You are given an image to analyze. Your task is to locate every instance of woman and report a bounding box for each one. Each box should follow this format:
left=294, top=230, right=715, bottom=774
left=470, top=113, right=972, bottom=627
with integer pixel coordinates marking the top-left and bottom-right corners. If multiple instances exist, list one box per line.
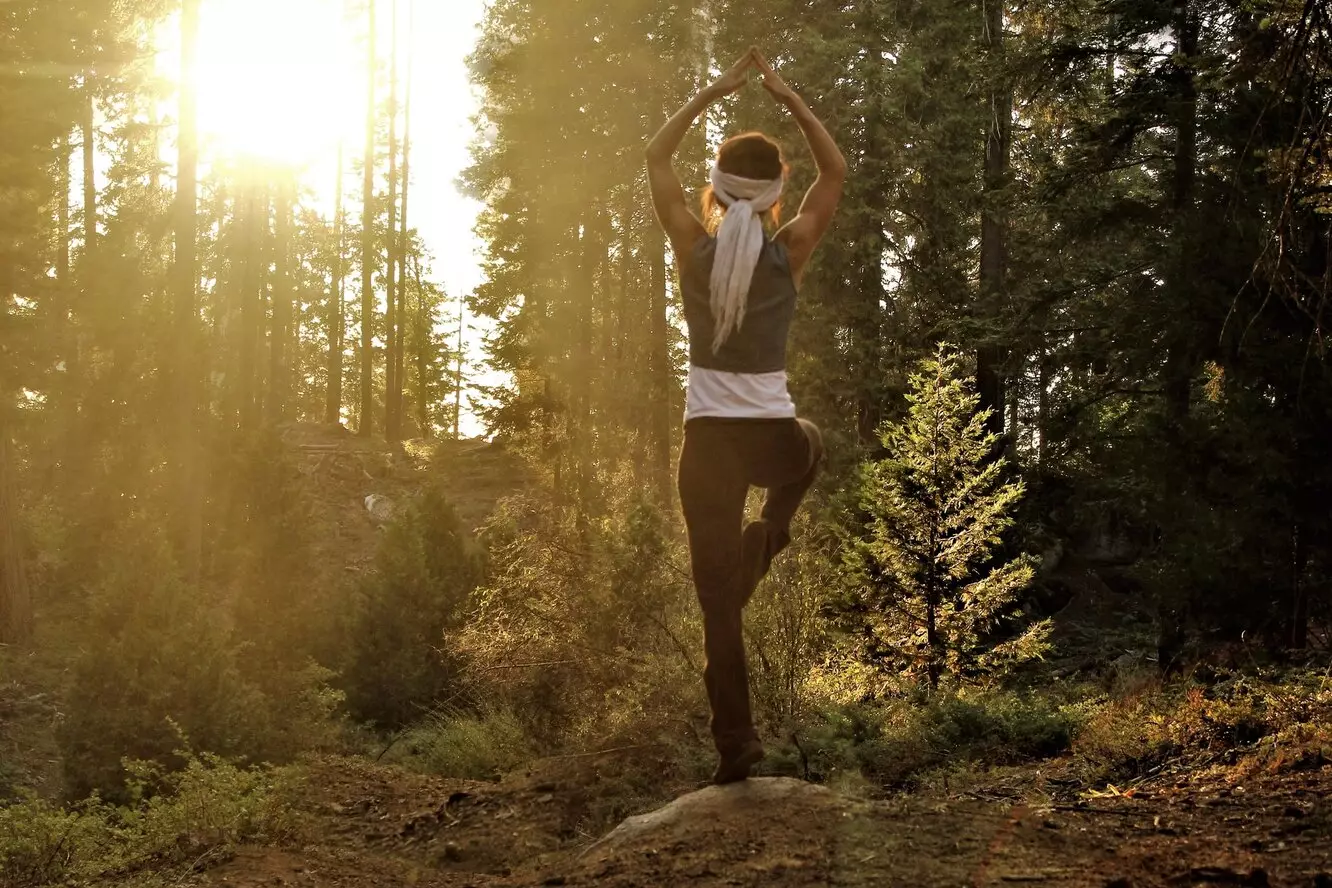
left=645, top=47, right=846, bottom=783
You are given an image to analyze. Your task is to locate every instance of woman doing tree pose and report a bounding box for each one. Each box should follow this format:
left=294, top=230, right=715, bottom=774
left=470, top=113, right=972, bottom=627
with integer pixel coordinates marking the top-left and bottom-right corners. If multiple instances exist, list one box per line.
left=645, top=48, right=846, bottom=784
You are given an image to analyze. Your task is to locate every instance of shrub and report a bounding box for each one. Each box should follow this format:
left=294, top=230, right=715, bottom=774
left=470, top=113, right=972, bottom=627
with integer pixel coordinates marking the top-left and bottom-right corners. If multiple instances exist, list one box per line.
left=343, top=483, right=485, bottom=728
left=456, top=491, right=701, bottom=750
left=770, top=690, right=1077, bottom=788
left=58, top=526, right=337, bottom=801
left=386, top=707, right=534, bottom=780
left=0, top=748, right=294, bottom=888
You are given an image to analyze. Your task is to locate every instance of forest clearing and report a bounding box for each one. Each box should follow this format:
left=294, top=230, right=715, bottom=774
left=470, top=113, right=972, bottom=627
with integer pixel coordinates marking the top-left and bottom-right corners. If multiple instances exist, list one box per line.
left=2, top=0, right=1330, bottom=886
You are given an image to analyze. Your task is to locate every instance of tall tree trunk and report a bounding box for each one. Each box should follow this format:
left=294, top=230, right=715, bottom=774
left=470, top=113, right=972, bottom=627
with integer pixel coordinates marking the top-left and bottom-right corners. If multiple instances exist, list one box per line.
left=574, top=214, right=601, bottom=520
left=74, top=81, right=95, bottom=386
left=173, top=0, right=203, bottom=582
left=269, top=175, right=292, bottom=423
left=81, top=83, right=96, bottom=259
left=384, top=0, right=401, bottom=441
left=326, top=142, right=346, bottom=424
left=56, top=133, right=73, bottom=392
left=855, top=4, right=890, bottom=445
left=240, top=176, right=260, bottom=430
left=359, top=0, right=377, bottom=437
left=0, top=425, right=32, bottom=647
left=57, top=133, right=70, bottom=307
left=1157, top=0, right=1199, bottom=673
left=1164, top=0, right=1197, bottom=431
left=454, top=291, right=465, bottom=439
left=395, top=0, right=413, bottom=436
left=414, top=258, right=430, bottom=436
left=977, top=0, right=1011, bottom=438
left=647, top=221, right=672, bottom=508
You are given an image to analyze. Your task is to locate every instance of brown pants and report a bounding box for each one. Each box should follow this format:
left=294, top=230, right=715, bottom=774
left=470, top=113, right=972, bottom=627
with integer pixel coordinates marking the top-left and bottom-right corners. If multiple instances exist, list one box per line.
left=678, top=416, right=824, bottom=754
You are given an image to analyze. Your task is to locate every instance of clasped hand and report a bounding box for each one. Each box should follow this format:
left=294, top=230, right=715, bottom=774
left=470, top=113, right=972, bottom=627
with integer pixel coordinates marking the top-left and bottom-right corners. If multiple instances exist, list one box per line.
left=709, top=46, right=797, bottom=105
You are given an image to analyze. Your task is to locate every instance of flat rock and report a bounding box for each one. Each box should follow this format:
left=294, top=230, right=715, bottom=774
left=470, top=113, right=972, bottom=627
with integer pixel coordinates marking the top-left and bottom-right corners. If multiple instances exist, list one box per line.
left=582, top=777, right=854, bottom=859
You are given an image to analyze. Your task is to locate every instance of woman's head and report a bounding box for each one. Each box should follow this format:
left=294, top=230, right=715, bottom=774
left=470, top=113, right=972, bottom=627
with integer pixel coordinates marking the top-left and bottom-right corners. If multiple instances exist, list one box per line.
left=703, top=132, right=787, bottom=230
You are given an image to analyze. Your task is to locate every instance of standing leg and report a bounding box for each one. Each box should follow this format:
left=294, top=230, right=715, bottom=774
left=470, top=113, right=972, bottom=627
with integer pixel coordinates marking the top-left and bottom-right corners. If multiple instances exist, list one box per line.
left=678, top=422, right=764, bottom=781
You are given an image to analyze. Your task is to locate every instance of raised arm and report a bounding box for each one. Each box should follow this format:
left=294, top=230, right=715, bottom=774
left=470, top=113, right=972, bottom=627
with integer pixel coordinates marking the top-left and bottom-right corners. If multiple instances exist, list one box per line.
left=757, top=52, right=847, bottom=287
left=646, top=50, right=756, bottom=261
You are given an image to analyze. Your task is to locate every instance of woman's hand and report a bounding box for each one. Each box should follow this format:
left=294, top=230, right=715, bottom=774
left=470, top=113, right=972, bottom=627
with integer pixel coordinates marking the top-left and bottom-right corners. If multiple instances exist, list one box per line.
left=706, top=47, right=758, bottom=99
left=754, top=50, right=798, bottom=106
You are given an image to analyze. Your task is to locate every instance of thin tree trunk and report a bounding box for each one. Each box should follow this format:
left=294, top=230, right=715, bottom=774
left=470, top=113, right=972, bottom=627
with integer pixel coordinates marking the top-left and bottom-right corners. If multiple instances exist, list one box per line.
left=395, top=0, right=414, bottom=435
left=56, top=134, right=72, bottom=384
left=240, top=176, right=260, bottom=430
left=0, top=426, right=32, bottom=647
left=326, top=142, right=346, bottom=424
left=574, top=214, right=600, bottom=520
left=57, top=133, right=70, bottom=302
left=82, top=83, right=96, bottom=258
left=1157, top=0, right=1199, bottom=674
left=454, top=292, right=465, bottom=439
left=1164, top=0, right=1197, bottom=431
left=269, top=175, right=293, bottom=423
left=977, top=0, right=1011, bottom=438
left=414, top=257, right=429, bottom=436
left=855, top=5, right=889, bottom=445
left=359, top=0, right=377, bottom=437
left=384, top=0, right=401, bottom=441
left=647, top=221, right=672, bottom=508
left=173, top=0, right=203, bottom=582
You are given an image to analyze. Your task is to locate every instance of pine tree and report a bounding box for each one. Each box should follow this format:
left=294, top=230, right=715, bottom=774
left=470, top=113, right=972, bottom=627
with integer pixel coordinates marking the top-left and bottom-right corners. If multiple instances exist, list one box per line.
left=854, top=345, right=1047, bottom=689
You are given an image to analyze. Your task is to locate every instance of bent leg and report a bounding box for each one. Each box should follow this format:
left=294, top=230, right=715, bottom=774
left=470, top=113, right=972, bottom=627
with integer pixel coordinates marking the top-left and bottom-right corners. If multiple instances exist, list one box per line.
left=758, top=418, right=824, bottom=540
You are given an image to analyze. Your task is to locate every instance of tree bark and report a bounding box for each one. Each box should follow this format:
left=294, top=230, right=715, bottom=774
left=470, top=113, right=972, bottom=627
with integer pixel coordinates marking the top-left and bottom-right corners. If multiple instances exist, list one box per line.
left=414, top=258, right=430, bottom=436
left=978, top=0, right=1011, bottom=438
left=384, top=0, right=401, bottom=441
left=81, top=83, right=96, bottom=259
left=325, top=142, right=346, bottom=424
left=396, top=5, right=413, bottom=436
left=269, top=175, right=292, bottom=423
left=647, top=221, right=672, bottom=508
left=359, top=0, right=377, bottom=437
left=240, top=177, right=261, bottom=430
left=0, top=427, right=32, bottom=647
left=173, top=0, right=203, bottom=582
left=453, top=292, right=464, bottom=439
left=1157, top=0, right=1199, bottom=674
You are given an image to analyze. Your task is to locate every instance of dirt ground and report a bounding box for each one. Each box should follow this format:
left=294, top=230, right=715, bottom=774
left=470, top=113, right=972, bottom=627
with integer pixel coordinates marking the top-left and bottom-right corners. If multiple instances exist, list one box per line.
left=192, top=753, right=1332, bottom=888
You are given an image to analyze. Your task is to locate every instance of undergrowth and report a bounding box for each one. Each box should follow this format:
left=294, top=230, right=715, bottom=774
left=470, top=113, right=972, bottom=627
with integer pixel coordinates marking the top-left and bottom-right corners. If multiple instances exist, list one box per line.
left=0, top=745, right=298, bottom=888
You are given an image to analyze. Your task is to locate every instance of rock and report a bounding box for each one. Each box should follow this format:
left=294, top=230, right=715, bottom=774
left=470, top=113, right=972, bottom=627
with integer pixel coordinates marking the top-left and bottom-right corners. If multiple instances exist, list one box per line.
left=581, top=777, right=851, bottom=860
left=364, top=494, right=394, bottom=524
left=437, top=841, right=464, bottom=864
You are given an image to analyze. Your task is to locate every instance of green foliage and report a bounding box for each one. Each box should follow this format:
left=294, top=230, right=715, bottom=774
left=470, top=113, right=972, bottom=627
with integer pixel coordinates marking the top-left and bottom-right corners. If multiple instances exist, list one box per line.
left=58, top=525, right=339, bottom=801
left=344, top=484, right=485, bottom=728
left=744, top=513, right=837, bottom=731
left=850, top=345, right=1049, bottom=688
left=0, top=748, right=294, bottom=888
left=767, top=690, right=1076, bottom=788
left=1071, top=668, right=1332, bottom=782
left=457, top=490, right=701, bottom=749
left=384, top=707, right=534, bottom=781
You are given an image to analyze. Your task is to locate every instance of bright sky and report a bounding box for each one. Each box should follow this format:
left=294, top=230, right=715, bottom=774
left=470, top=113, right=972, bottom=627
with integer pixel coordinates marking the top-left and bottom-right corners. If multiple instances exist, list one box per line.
left=163, top=0, right=488, bottom=433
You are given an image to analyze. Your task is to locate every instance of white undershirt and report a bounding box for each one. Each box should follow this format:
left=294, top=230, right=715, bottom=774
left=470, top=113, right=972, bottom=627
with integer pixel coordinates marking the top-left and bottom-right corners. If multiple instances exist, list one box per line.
left=684, top=365, right=797, bottom=421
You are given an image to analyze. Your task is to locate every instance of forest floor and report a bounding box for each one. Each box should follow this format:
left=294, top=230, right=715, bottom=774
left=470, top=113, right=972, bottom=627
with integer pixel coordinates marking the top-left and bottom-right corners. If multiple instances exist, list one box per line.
left=187, top=752, right=1332, bottom=888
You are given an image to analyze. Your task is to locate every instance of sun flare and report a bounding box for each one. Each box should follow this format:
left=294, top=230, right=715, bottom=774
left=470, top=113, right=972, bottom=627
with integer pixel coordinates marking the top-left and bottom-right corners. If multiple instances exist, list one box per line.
left=185, top=0, right=364, bottom=167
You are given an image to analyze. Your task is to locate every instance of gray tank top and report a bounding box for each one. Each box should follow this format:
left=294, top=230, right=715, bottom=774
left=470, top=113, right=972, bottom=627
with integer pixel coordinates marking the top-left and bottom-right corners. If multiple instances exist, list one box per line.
left=680, top=235, right=798, bottom=374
